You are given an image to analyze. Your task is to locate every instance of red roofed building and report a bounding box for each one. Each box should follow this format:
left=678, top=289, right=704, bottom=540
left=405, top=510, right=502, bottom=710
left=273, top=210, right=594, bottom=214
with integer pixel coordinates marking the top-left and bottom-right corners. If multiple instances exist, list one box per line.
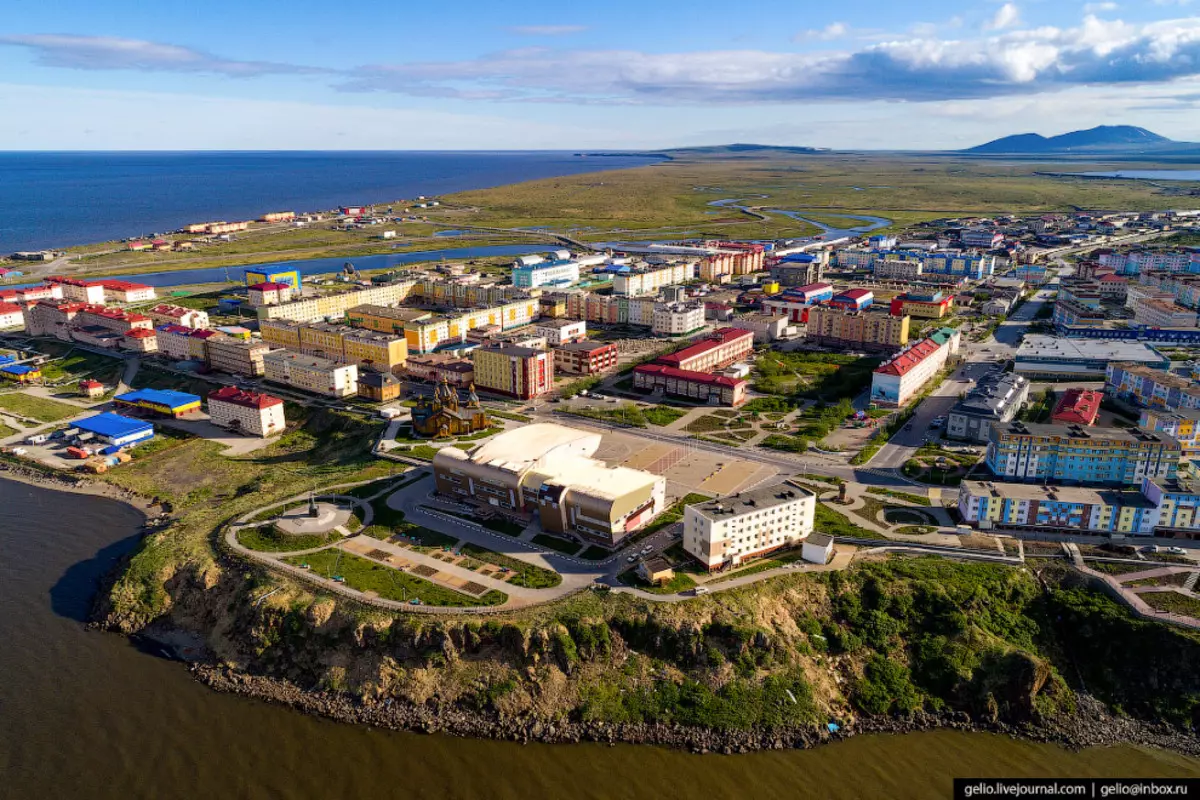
left=122, top=327, right=158, bottom=353
left=147, top=303, right=210, bottom=329
left=76, top=304, right=152, bottom=335
left=0, top=301, right=24, bottom=329
left=79, top=379, right=106, bottom=398
left=870, top=329, right=960, bottom=407
left=1051, top=388, right=1102, bottom=426
left=1096, top=273, right=1129, bottom=301
left=207, top=386, right=286, bottom=437
left=828, top=288, right=875, bottom=311
left=633, top=363, right=747, bottom=406
left=655, top=328, right=754, bottom=373
left=46, top=276, right=106, bottom=304
left=23, top=300, right=87, bottom=339
left=96, top=279, right=156, bottom=303
left=247, top=281, right=294, bottom=307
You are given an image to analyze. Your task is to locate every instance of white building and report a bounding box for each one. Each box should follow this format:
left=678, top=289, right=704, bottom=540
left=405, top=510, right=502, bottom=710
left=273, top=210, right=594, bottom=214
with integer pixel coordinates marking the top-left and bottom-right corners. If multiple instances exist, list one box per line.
left=870, top=328, right=960, bottom=407
left=262, top=350, right=358, bottom=397
left=612, top=262, right=694, bottom=296
left=533, top=318, right=587, bottom=346
left=683, top=484, right=816, bottom=571
left=874, top=259, right=924, bottom=281
left=802, top=533, right=834, bottom=564
left=98, top=280, right=156, bottom=304
left=0, top=302, right=24, bottom=329
left=961, top=228, right=1003, bottom=249
left=651, top=302, right=706, bottom=336
left=511, top=259, right=580, bottom=289
left=207, top=386, right=286, bottom=437
left=147, top=303, right=210, bottom=329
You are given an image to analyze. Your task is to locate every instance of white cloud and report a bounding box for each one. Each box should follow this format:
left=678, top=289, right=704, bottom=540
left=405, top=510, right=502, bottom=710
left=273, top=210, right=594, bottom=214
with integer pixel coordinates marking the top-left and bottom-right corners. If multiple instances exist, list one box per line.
left=986, top=3, right=1023, bottom=31
left=1084, top=2, right=1119, bottom=12
left=796, top=22, right=849, bottom=42
left=506, top=25, right=587, bottom=36
left=0, top=34, right=321, bottom=76
left=342, top=13, right=1200, bottom=104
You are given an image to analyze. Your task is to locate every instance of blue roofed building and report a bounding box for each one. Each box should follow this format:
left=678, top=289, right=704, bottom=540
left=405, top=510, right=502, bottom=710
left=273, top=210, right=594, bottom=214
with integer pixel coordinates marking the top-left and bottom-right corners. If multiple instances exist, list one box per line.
left=512, top=259, right=580, bottom=288
left=75, top=413, right=154, bottom=447
left=114, top=388, right=202, bottom=418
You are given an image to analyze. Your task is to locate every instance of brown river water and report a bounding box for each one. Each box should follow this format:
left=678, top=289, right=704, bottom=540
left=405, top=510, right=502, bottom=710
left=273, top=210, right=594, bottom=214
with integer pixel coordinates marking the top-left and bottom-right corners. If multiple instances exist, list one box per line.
left=3, top=477, right=1199, bottom=800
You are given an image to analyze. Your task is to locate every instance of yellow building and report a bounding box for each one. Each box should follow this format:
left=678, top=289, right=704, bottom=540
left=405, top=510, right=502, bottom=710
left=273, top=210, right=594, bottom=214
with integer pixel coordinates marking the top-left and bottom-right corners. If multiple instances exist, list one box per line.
left=472, top=344, right=553, bottom=399
left=261, top=319, right=407, bottom=372
left=256, top=280, right=418, bottom=322
left=806, top=307, right=910, bottom=353
left=402, top=299, right=541, bottom=354
left=262, top=350, right=358, bottom=397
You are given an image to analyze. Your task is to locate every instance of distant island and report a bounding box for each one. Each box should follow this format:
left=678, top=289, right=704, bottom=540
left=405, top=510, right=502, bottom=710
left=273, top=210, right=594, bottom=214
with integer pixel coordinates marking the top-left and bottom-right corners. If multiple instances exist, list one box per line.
left=964, top=125, right=1200, bottom=156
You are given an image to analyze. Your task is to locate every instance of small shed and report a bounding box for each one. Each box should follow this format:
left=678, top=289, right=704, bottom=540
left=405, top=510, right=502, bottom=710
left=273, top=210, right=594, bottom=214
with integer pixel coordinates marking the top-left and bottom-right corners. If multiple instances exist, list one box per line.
left=637, top=556, right=675, bottom=586
left=802, top=533, right=834, bottom=565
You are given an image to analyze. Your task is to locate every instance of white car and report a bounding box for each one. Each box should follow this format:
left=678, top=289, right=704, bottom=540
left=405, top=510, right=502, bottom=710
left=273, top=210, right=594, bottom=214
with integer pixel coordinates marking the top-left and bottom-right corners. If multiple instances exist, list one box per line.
left=626, top=555, right=637, bottom=563
left=1167, top=547, right=1188, bottom=556
left=693, top=587, right=710, bottom=595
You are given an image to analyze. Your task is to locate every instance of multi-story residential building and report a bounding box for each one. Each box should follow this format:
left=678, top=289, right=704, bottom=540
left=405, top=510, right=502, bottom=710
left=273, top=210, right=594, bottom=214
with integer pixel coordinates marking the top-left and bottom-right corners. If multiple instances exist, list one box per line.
left=204, top=338, right=273, bottom=377
left=1051, top=388, right=1102, bottom=426
left=1053, top=298, right=1107, bottom=329
left=870, top=328, right=960, bottom=407
left=401, top=299, right=542, bottom=355
left=146, top=303, right=210, bottom=329
left=683, top=484, right=816, bottom=571
left=553, top=340, right=619, bottom=376
left=1124, top=283, right=1178, bottom=312
left=23, top=301, right=84, bottom=339
left=533, top=319, right=586, bottom=346
left=1139, top=407, right=1200, bottom=458
left=472, top=344, right=553, bottom=399
left=1106, top=362, right=1200, bottom=411
left=45, top=276, right=106, bottom=304
left=960, top=228, right=1003, bottom=249
left=946, top=372, right=1029, bottom=443
left=247, top=282, right=295, bottom=307
left=731, top=313, right=788, bottom=343
left=0, top=284, right=63, bottom=304
left=612, top=262, right=693, bottom=296
left=0, top=302, right=25, bottom=329
left=413, top=277, right=532, bottom=310
left=512, top=259, right=580, bottom=289
left=121, top=328, right=158, bottom=353
left=655, top=327, right=754, bottom=373
left=404, top=353, right=475, bottom=387
left=262, top=350, right=358, bottom=397
left=1134, top=298, right=1200, bottom=329
left=1102, top=249, right=1200, bottom=275
left=985, top=421, right=1180, bottom=485
left=1016, top=337, right=1170, bottom=379
left=837, top=249, right=994, bottom=279
left=889, top=291, right=953, bottom=319
left=95, top=280, right=156, bottom=304
left=697, top=247, right=764, bottom=283
left=74, top=305, right=153, bottom=336
left=1134, top=271, right=1200, bottom=311
left=207, top=386, right=286, bottom=437
left=1096, top=274, right=1128, bottom=300
left=632, top=364, right=747, bottom=406
left=344, top=304, right=431, bottom=335
left=958, top=480, right=1160, bottom=535
left=874, top=260, right=925, bottom=281
left=433, top=422, right=667, bottom=546
left=256, top=279, right=418, bottom=323
left=769, top=256, right=823, bottom=287
left=651, top=302, right=706, bottom=336
left=260, top=319, right=408, bottom=372
left=805, top=307, right=910, bottom=353
left=156, top=324, right=202, bottom=360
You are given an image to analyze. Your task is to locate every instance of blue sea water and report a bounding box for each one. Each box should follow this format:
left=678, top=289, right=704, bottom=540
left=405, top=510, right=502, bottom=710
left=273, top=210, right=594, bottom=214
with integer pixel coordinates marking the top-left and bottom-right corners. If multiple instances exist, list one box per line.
left=0, top=151, right=658, bottom=252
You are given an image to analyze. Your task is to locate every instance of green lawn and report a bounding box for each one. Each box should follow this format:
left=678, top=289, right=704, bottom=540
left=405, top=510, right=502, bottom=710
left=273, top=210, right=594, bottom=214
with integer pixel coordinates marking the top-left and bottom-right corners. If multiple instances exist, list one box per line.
left=284, top=549, right=506, bottom=607
left=617, top=568, right=697, bottom=595
left=0, top=393, right=82, bottom=422
left=434, top=508, right=526, bottom=536
left=459, top=543, right=563, bottom=588
left=0, top=420, right=18, bottom=438
left=532, top=534, right=582, bottom=556
left=1139, top=591, right=1200, bottom=618
left=814, top=501, right=887, bottom=540
left=642, top=405, right=688, bottom=427
left=237, top=526, right=341, bottom=552
left=866, top=487, right=932, bottom=506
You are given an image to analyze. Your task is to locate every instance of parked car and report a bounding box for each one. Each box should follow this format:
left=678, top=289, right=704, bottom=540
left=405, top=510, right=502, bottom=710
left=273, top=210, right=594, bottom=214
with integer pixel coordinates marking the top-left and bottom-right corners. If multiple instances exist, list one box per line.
left=1167, top=547, right=1188, bottom=556
left=693, top=587, right=710, bottom=595
left=626, top=555, right=637, bottom=563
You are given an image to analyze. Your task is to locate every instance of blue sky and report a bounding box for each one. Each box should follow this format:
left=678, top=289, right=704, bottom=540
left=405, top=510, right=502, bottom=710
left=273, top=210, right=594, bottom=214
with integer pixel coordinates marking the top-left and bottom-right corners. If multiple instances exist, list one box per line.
left=3, top=0, right=1200, bottom=149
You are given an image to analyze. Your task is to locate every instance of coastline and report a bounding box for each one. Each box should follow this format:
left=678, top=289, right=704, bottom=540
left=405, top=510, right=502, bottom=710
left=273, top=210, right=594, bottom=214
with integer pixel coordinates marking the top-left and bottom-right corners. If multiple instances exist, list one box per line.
left=0, top=458, right=159, bottom=512
left=192, top=663, right=1200, bottom=757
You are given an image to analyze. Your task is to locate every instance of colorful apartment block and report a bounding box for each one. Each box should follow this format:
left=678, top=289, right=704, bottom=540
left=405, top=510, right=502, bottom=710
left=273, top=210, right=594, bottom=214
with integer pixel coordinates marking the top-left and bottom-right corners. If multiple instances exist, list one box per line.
left=985, top=421, right=1180, bottom=486
left=1105, top=363, right=1200, bottom=411
left=889, top=291, right=954, bottom=319
left=805, top=307, right=909, bottom=353
left=472, top=345, right=553, bottom=399
left=1139, top=407, right=1200, bottom=458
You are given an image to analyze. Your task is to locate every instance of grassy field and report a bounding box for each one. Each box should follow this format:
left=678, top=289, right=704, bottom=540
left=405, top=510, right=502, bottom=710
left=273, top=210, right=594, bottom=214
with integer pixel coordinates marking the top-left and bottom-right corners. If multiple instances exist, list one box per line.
left=459, top=543, right=563, bottom=588
left=1139, top=591, right=1200, bottom=618
left=0, top=393, right=82, bottom=422
left=0, top=420, right=17, bottom=438
left=237, top=526, right=341, bottom=552
left=284, top=548, right=506, bottom=607
left=617, top=568, right=697, bottom=595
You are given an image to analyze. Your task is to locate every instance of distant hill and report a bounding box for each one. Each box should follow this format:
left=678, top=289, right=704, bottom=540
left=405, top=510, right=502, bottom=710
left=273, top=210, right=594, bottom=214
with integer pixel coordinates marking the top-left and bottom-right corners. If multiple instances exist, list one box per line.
left=965, top=126, right=1179, bottom=154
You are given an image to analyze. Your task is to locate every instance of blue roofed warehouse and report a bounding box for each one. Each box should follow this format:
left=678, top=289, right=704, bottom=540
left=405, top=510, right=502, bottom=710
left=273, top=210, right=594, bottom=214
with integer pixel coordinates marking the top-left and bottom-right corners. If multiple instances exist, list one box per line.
left=114, top=388, right=202, bottom=418
left=74, top=413, right=154, bottom=448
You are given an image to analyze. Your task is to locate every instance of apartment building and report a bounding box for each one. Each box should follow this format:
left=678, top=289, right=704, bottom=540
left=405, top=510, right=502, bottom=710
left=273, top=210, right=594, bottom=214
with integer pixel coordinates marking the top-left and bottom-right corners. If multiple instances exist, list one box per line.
left=0, top=302, right=24, bottom=330
left=256, top=279, right=418, bottom=322
left=683, top=485, right=816, bottom=571
left=344, top=304, right=431, bottom=335
left=247, top=282, right=295, bottom=307
left=874, top=260, right=924, bottom=281
left=147, top=303, right=210, bottom=329
left=22, top=301, right=83, bottom=339
left=401, top=298, right=541, bottom=354
left=958, top=480, right=1159, bottom=535
left=472, top=344, right=553, bottom=399
left=207, top=386, right=286, bottom=437
left=512, top=259, right=580, bottom=288
left=204, top=338, right=273, bottom=377
left=1139, top=407, right=1200, bottom=458
left=1134, top=298, right=1200, bottom=329
left=553, top=340, right=619, bottom=376
left=985, top=421, right=1180, bottom=486
left=46, top=277, right=106, bottom=304
left=404, top=353, right=475, bottom=387
left=156, top=325, right=203, bottom=360
left=96, top=280, right=156, bottom=304
left=946, top=372, right=1029, bottom=443
left=262, top=350, right=358, bottom=397
left=655, top=327, right=754, bottom=373
left=870, top=328, right=960, bottom=407
left=805, top=307, right=910, bottom=353
left=651, top=302, right=706, bottom=336
left=259, top=319, right=408, bottom=372
left=533, top=318, right=586, bottom=346
left=612, top=262, right=693, bottom=296
left=1105, top=362, right=1200, bottom=411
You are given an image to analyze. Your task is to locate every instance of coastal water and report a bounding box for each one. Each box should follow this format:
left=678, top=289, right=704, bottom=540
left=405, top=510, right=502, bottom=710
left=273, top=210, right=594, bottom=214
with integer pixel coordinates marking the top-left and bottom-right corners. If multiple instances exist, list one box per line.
left=3, top=477, right=1199, bottom=799
left=0, top=151, right=658, bottom=252
left=1075, top=170, right=1200, bottom=181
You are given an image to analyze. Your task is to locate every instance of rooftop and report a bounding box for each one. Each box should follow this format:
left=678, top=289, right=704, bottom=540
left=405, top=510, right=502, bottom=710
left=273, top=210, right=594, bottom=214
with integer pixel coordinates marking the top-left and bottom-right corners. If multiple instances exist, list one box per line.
left=360, top=371, right=401, bottom=387
left=992, top=421, right=1177, bottom=447
left=688, top=483, right=814, bottom=522
left=1052, top=388, right=1103, bottom=425
left=1017, top=335, right=1168, bottom=364
left=208, top=385, right=284, bottom=409
left=248, top=282, right=293, bottom=291
left=116, top=388, right=201, bottom=408
left=950, top=372, right=1028, bottom=418
left=655, top=327, right=753, bottom=367
left=75, top=412, right=153, bottom=438
left=874, top=338, right=944, bottom=377
left=634, top=363, right=745, bottom=388
left=556, top=339, right=614, bottom=353
left=962, top=479, right=1152, bottom=508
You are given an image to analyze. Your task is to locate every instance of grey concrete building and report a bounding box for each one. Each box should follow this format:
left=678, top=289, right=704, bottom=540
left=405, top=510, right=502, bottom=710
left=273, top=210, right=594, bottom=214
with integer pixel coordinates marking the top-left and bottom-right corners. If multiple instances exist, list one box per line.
left=946, top=372, right=1030, bottom=443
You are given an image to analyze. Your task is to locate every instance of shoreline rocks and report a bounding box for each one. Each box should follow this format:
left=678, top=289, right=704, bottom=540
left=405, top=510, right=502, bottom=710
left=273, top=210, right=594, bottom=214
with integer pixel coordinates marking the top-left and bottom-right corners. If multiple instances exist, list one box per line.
left=190, top=663, right=1200, bottom=757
